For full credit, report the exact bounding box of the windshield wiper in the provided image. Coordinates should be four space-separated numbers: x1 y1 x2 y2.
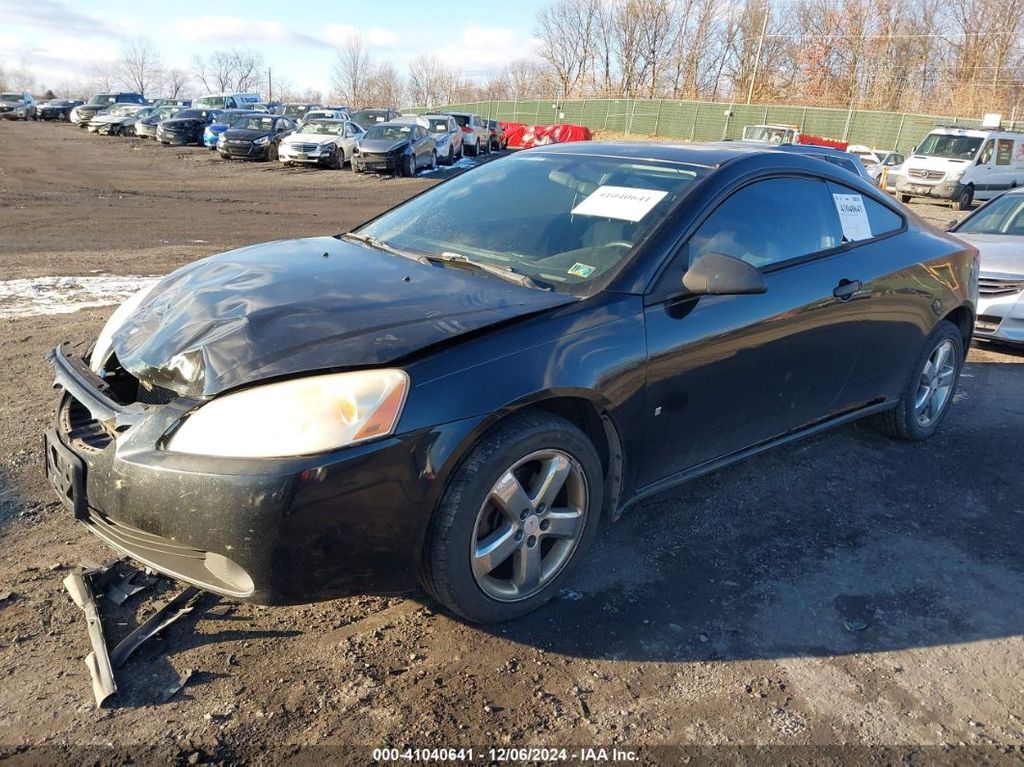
341 232 429 263
423 251 549 290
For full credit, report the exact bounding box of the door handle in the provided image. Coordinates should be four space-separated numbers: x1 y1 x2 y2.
833 279 863 300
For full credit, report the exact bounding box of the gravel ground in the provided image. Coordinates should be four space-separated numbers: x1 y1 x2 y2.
0 121 1021 764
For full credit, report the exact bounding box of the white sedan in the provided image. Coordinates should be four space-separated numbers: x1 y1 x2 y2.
278 119 365 169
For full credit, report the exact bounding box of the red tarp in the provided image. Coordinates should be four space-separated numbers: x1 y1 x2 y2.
797 134 849 151
500 122 592 149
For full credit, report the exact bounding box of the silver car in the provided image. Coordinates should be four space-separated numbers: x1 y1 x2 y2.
394 114 463 165
949 187 1024 346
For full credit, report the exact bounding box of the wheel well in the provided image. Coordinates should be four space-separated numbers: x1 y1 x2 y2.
943 305 974 355
530 397 625 519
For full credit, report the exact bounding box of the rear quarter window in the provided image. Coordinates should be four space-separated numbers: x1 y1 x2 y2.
825 182 903 238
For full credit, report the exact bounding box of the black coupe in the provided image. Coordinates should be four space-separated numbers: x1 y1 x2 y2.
45 143 977 623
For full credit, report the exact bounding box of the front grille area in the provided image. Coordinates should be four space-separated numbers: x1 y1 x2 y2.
62 396 114 451
979 277 1024 296
908 168 945 180
291 142 319 153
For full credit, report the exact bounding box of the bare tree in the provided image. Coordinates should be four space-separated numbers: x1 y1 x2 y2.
162 68 192 99
407 55 461 106
536 0 599 98
192 48 266 95
330 35 372 106
365 62 405 107
119 38 162 96
87 60 120 92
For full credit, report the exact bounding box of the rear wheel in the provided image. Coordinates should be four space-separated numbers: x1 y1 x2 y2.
421 410 603 623
872 320 963 441
898 193 912 204
447 145 454 165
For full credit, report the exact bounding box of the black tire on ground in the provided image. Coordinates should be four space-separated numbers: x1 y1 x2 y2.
899 194 912 204
957 185 974 211
420 409 604 624
446 146 454 165
401 153 416 177
267 143 278 162
469 141 479 157
872 320 964 441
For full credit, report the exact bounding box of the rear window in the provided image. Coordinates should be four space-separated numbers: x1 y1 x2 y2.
451 115 470 127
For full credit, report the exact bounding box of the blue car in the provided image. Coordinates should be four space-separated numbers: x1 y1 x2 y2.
203 109 268 149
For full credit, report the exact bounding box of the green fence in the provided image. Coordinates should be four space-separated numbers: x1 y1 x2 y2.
407 99 990 154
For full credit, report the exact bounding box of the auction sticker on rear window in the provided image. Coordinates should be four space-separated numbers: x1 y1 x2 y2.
572 185 668 222
833 193 873 241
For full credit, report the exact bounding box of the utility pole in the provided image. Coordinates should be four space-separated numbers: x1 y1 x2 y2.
268 68 273 102
746 5 769 105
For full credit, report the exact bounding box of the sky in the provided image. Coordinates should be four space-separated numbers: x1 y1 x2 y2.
0 0 548 96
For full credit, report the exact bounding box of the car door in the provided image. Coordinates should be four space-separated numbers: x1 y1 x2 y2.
638 175 871 487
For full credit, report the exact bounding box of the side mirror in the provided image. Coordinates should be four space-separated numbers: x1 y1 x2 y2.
682 253 767 296
945 219 958 232
911 145 917 153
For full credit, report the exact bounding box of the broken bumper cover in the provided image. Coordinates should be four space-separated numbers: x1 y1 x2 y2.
45 344 482 604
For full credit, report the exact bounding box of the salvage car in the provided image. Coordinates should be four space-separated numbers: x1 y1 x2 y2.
157 109 221 146
38 99 83 121
948 187 1024 346
279 103 324 121
351 108 401 131
217 114 297 161
202 108 269 148
44 142 978 623
71 92 145 127
279 119 364 169
134 104 187 139
0 91 37 120
396 114 462 165
488 119 506 151
352 121 436 176
449 112 491 156
88 104 147 135
298 108 349 124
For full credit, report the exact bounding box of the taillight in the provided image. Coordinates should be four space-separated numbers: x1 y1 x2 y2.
460 126 472 133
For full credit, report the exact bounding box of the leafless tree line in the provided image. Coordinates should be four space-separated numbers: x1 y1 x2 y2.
518 0 1024 115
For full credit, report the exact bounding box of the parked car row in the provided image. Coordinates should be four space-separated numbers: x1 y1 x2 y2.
62 90 507 176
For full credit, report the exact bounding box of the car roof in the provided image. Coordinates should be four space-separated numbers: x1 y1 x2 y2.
527 140 779 167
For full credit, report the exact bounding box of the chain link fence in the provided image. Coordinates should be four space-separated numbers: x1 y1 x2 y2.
407 98 996 153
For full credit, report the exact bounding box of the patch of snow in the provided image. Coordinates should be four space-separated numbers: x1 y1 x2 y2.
0 275 158 320
420 156 479 175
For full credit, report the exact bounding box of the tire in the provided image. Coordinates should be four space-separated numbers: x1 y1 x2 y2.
446 146 454 165
872 320 963 441
330 149 343 170
898 194 912 204
266 143 278 162
420 409 604 624
429 150 438 170
469 140 478 157
401 153 416 177
957 185 974 211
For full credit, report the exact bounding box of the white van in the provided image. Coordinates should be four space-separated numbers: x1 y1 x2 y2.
192 93 262 110
897 127 1024 209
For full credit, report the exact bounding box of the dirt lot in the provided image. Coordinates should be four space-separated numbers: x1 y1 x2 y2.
0 121 1022 763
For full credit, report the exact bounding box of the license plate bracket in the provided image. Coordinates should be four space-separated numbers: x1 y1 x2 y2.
44 429 87 519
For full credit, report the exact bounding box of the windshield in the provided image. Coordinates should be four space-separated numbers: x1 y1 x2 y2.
283 104 316 117
233 116 274 131
89 94 116 105
174 110 210 120
364 125 412 141
428 118 450 133
957 195 1024 236
916 133 983 160
298 121 344 136
157 106 183 119
742 126 795 143
110 105 140 116
356 152 706 295
451 114 471 128
0 93 21 102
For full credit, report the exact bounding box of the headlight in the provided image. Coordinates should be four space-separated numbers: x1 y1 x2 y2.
89 283 158 372
255 136 270 146
947 170 966 181
166 369 409 458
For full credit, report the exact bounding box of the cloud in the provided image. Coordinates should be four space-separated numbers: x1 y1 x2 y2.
325 24 398 48
174 16 333 49
431 25 539 78
0 0 128 38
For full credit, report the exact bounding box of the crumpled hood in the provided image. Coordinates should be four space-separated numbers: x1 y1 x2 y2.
222 128 271 141
954 233 1024 276
112 236 574 398
359 139 408 154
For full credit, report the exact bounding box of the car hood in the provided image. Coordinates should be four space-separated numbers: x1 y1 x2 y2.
0 100 22 107
160 118 203 128
359 139 408 153
954 233 1024 276
282 133 336 146
92 113 130 123
222 129 271 141
111 236 574 398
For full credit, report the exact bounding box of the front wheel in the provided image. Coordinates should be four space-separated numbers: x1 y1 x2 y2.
421 410 603 623
872 320 963 441
266 143 278 162
401 153 416 177
957 185 974 211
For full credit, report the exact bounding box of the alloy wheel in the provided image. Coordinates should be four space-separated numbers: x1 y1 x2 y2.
914 339 957 426
470 449 588 602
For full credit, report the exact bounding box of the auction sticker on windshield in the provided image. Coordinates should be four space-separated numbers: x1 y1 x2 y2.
832 193 872 241
572 185 668 222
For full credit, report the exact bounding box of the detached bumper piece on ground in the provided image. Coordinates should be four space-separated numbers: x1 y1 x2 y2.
63 560 201 707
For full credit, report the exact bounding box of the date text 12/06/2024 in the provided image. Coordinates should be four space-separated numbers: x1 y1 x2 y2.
371 747 639 762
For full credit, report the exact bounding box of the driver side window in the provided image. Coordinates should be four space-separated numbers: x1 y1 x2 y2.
688 177 843 269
